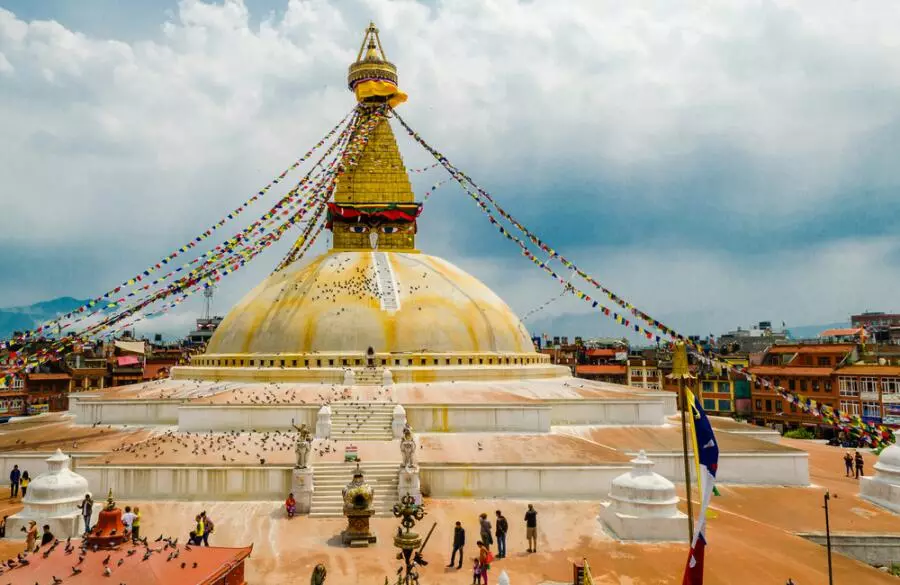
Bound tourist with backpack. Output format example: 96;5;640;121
495;510;508;559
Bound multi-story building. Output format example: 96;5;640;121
748;344;857;430
23;371;71;413
574;347;628;384
851;311;900;344
64;353;108;392
831;364;900;426
626;356;662;390
716;321;790;354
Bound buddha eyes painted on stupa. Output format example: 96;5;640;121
349;225;369;234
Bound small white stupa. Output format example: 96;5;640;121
7;449;96;539
600;450;689;541
860;444;900;514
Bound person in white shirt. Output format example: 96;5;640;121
122;506;137;537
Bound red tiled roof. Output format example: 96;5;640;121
748;366;833;377
2;540;252;585
576;364;627;375
585;349;617;357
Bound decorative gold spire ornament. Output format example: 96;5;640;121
329;22;420;252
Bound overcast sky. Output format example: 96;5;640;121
1;0;899;342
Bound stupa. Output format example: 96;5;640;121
7;449;95;539
53;22;809;517
860;445;900;514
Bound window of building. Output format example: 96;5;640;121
774;378;781;389
840;400;860;416
702;381;713;393
790;403;797;412
765;399;772;411
839;377;859;397
775;400;782;413
861;377;879;394
824;380;832;392
883;378;900;395
863;401;881;419
755;399;762;411
703;399;716;411
812;380;820;392
799;380;807;392
717;399;732;412
817;357;831;366
788;379;796;391
718;382;730;393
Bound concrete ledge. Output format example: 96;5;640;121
798;532;900;567
405;404;551;433
75;399;182;425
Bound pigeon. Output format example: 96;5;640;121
52;577;62;584
102;554;111;566
71;566;82;575
117;558;124;567
104;566;112;576
126;550;136;557
192;562;198;568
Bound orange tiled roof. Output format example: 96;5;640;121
834;365;900;376
1;540;252;585
819;328;865;337
748;366;834;377
25;373;70;380
576;364;627;375
768;344;855;355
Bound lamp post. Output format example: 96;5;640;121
823;491;833;585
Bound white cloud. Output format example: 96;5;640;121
1;0;899;334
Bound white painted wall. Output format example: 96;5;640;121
177;406;319;432
629;451;810;486
75;400;181;425
420;465;629;499
549;400;666;426
405;405;551;433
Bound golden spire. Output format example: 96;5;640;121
329;23;418;251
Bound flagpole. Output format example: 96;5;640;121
679;376;695;540
671;341;694;540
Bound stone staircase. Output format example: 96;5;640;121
310;461;400;517
351;367;384;386
330;401;395;441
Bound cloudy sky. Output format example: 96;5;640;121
1;0;899;342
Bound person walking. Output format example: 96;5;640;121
9;465;20;498
285;493;297;518
843;452;853;477
474;540;492;585
200;511;213;546
131;506;141;542
855;451;865;478
447;520;465;569
479;513;493;552
19;471;29;498
495;510;508;559
524;504;538;553
77;493;93;534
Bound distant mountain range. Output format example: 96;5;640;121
785;322;851;341
0;297;89;338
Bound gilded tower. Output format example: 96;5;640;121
329;23;421;251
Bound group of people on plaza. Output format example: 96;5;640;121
8;465;30;499
20;520;54;552
189;510;215;546
76;493;142;542
843;450;865;478
447;505;538;583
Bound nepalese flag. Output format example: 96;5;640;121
682;391;719;585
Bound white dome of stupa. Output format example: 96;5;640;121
608;450;679;516
874;444;900;477
23;449;90;510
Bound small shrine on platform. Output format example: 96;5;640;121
600;450;689;542
341;464;377;546
86;489;128;548
7;449;95;540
